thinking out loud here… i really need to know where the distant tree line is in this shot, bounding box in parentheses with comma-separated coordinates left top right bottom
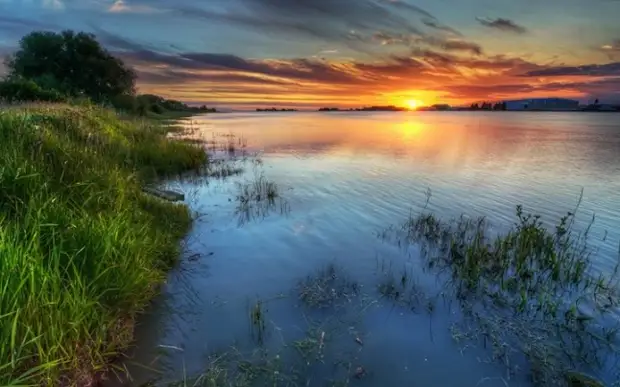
(318, 105, 406, 112)
(0, 30, 216, 115)
(469, 101, 507, 111)
(256, 108, 298, 112)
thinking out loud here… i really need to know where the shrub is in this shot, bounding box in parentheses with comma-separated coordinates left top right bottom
(0, 78, 66, 103)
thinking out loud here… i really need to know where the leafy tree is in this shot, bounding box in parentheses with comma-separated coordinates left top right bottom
(4, 30, 136, 102)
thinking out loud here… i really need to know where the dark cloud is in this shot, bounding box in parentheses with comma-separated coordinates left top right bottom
(150, 0, 456, 54)
(353, 55, 427, 76)
(372, 31, 482, 55)
(444, 77, 620, 102)
(137, 69, 299, 86)
(123, 49, 366, 84)
(180, 53, 364, 83)
(426, 37, 483, 55)
(376, 0, 436, 19)
(522, 62, 620, 76)
(122, 42, 543, 90)
(476, 17, 527, 34)
(444, 83, 536, 98)
(236, 0, 428, 35)
(90, 26, 152, 52)
(422, 19, 462, 36)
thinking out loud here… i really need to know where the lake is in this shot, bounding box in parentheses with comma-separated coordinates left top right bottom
(109, 111, 620, 387)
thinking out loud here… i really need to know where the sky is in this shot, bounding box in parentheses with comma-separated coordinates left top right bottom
(0, 0, 619, 109)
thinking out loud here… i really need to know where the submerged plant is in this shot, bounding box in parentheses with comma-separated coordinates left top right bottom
(393, 200, 620, 386)
(298, 264, 360, 309)
(234, 171, 289, 225)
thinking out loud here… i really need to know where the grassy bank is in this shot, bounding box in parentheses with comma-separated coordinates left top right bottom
(0, 103, 206, 385)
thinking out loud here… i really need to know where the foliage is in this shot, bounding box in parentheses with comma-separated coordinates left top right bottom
(2, 30, 218, 116)
(0, 104, 207, 385)
(0, 78, 66, 103)
(110, 93, 217, 117)
(4, 30, 136, 102)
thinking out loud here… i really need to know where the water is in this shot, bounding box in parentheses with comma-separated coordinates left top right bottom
(110, 111, 620, 386)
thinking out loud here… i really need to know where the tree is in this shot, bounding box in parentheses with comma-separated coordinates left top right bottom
(5, 30, 136, 102)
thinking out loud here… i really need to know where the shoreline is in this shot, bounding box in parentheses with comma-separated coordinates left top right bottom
(0, 104, 206, 386)
(247, 109, 620, 113)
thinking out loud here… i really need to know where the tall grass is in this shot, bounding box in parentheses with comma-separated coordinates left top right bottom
(0, 104, 207, 385)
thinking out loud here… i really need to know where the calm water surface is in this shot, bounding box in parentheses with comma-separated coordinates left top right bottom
(113, 112, 620, 386)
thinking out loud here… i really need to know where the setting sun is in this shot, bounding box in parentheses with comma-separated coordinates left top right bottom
(406, 99, 422, 110)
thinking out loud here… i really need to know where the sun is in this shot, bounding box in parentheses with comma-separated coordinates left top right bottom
(406, 99, 422, 110)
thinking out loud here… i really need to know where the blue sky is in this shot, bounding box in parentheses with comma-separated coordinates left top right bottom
(1, 0, 619, 107)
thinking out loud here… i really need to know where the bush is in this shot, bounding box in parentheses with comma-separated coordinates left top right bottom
(0, 78, 66, 103)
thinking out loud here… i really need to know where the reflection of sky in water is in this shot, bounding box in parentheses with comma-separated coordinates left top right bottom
(193, 111, 620, 270)
(112, 111, 620, 387)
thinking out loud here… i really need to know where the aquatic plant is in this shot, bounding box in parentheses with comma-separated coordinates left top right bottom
(249, 299, 268, 345)
(297, 264, 360, 309)
(234, 171, 288, 225)
(206, 161, 244, 179)
(395, 201, 620, 386)
(0, 104, 207, 385)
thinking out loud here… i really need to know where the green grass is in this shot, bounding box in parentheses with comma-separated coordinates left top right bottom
(0, 103, 207, 385)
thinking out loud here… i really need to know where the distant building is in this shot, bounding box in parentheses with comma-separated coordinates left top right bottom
(504, 98, 579, 111)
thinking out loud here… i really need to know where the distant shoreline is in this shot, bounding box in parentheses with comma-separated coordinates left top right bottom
(244, 109, 620, 114)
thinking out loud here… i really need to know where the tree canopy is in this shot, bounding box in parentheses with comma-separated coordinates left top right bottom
(5, 30, 136, 102)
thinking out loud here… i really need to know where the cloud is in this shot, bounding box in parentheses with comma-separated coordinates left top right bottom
(91, 27, 152, 51)
(376, 0, 436, 19)
(602, 40, 620, 51)
(148, 0, 451, 53)
(42, 0, 64, 10)
(372, 31, 482, 55)
(108, 0, 156, 13)
(522, 62, 620, 76)
(422, 19, 462, 37)
(120, 41, 620, 105)
(476, 17, 527, 34)
(597, 39, 620, 60)
(427, 37, 483, 55)
(107, 0, 160, 14)
(118, 41, 539, 92)
(136, 68, 300, 86)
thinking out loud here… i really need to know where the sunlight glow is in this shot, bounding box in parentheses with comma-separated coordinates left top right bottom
(406, 99, 422, 110)
(400, 121, 426, 140)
